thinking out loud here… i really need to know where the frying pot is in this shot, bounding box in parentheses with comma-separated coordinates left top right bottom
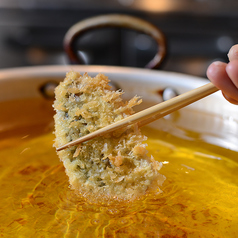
(0, 14, 237, 151)
(0, 15, 238, 237)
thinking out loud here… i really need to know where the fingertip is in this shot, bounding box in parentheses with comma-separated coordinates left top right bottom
(226, 59, 238, 75)
(228, 44, 238, 61)
(206, 61, 227, 82)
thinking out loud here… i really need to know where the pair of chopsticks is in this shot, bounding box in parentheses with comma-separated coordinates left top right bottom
(56, 82, 218, 151)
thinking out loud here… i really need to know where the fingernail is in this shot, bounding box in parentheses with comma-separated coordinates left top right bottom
(213, 61, 223, 66)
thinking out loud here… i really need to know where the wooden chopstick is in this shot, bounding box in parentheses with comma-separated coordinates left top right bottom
(56, 82, 218, 151)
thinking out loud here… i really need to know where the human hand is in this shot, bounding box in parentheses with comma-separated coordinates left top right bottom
(207, 44, 238, 104)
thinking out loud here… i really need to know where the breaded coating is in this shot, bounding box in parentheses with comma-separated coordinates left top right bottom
(53, 72, 165, 202)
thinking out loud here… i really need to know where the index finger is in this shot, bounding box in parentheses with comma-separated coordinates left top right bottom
(228, 44, 238, 61)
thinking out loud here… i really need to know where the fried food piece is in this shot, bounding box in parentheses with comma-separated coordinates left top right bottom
(53, 72, 165, 202)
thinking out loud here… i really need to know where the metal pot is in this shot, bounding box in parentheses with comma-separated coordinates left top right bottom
(0, 64, 237, 151)
(0, 14, 237, 237)
(1, 14, 237, 151)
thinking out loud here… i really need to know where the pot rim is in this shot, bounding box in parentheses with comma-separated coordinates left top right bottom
(0, 65, 207, 85)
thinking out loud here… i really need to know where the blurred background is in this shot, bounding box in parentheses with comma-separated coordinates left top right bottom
(0, 0, 238, 77)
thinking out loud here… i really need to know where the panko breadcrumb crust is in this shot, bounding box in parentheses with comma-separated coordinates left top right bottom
(53, 72, 165, 203)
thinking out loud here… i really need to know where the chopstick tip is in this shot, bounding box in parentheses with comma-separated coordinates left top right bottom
(56, 146, 64, 152)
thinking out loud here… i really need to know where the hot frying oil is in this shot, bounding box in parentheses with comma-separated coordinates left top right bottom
(0, 98, 237, 237)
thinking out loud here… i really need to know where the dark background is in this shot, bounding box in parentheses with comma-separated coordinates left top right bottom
(1, 0, 238, 77)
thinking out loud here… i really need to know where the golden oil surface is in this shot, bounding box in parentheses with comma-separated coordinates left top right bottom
(0, 99, 238, 238)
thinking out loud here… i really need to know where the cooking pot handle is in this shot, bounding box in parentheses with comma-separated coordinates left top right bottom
(64, 14, 167, 69)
